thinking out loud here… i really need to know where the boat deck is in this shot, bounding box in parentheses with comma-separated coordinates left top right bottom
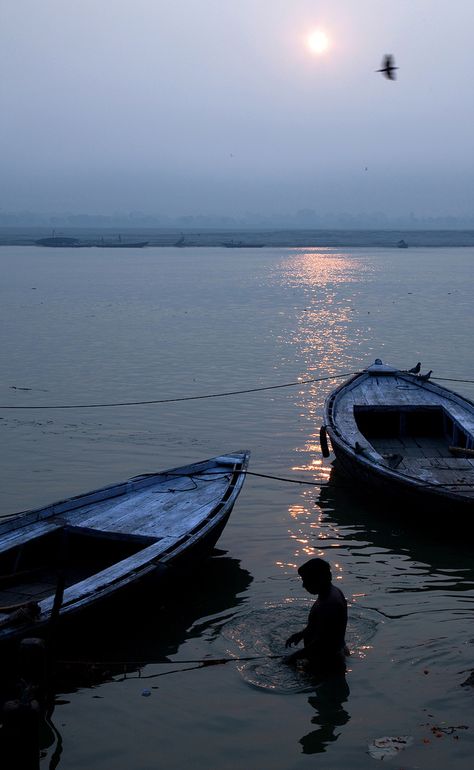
(0, 471, 233, 559)
(370, 436, 474, 492)
(65, 471, 232, 539)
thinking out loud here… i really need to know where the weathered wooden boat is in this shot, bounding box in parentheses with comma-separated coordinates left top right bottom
(0, 451, 249, 644)
(322, 360, 474, 515)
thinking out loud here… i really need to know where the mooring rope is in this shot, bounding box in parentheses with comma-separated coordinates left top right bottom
(244, 470, 329, 486)
(58, 654, 282, 668)
(1, 372, 473, 411)
(55, 654, 284, 682)
(0, 371, 357, 409)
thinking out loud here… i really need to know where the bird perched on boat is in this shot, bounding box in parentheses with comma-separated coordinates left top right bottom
(408, 362, 421, 374)
(418, 370, 433, 381)
(377, 54, 398, 80)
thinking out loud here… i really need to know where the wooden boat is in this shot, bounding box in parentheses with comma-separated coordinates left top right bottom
(0, 451, 249, 643)
(35, 237, 81, 247)
(322, 360, 474, 515)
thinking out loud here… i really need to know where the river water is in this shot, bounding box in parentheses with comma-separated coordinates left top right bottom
(1, 245, 473, 769)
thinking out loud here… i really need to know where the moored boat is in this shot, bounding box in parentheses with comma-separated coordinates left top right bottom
(35, 237, 81, 247)
(322, 360, 474, 516)
(221, 240, 264, 248)
(0, 451, 249, 643)
(95, 241, 149, 248)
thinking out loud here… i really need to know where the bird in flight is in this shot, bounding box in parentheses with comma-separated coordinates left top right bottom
(377, 54, 398, 80)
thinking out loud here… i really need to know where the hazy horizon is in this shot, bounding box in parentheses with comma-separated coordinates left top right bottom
(1, 1, 473, 219)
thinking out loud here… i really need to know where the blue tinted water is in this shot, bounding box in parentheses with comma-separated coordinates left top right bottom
(0, 245, 473, 768)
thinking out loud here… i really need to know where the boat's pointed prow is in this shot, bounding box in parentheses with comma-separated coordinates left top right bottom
(366, 359, 399, 374)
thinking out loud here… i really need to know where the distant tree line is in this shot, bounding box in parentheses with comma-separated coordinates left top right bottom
(0, 209, 473, 230)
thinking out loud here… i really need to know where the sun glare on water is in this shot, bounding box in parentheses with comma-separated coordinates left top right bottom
(307, 28, 330, 55)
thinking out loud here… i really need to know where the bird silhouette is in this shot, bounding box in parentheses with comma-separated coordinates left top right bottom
(418, 370, 433, 381)
(377, 54, 398, 80)
(408, 362, 421, 374)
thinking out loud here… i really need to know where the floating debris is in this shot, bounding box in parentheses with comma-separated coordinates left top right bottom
(368, 735, 413, 760)
(421, 723, 468, 737)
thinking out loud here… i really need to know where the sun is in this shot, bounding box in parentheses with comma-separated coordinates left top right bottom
(307, 28, 330, 55)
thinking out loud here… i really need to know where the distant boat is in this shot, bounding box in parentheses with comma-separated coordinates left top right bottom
(35, 235, 149, 248)
(221, 240, 264, 248)
(35, 237, 81, 247)
(96, 236, 148, 248)
(95, 242, 148, 248)
(0, 451, 250, 644)
(397, 239, 408, 248)
(174, 235, 194, 247)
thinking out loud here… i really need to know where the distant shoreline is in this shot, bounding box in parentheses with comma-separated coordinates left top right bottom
(1, 228, 474, 248)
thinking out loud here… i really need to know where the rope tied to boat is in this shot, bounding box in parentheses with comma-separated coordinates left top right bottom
(1, 371, 473, 410)
(0, 372, 362, 409)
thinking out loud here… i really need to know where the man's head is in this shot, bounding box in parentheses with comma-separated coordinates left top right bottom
(298, 558, 332, 594)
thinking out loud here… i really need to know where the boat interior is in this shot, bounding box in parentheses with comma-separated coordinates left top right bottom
(0, 526, 151, 608)
(354, 405, 473, 458)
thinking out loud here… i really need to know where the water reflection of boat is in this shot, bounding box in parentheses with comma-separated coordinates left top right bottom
(322, 359, 474, 517)
(1, 554, 253, 769)
(318, 467, 474, 567)
(53, 550, 253, 670)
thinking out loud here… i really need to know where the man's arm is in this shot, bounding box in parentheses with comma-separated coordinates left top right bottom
(285, 629, 305, 648)
(284, 635, 321, 665)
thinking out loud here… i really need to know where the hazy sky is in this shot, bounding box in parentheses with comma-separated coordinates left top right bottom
(1, 0, 473, 218)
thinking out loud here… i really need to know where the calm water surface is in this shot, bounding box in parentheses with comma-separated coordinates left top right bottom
(1, 246, 473, 769)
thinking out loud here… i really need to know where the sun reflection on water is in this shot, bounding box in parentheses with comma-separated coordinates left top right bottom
(272, 248, 374, 569)
(278, 248, 371, 380)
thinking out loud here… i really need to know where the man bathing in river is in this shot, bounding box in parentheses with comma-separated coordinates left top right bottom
(285, 558, 348, 672)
